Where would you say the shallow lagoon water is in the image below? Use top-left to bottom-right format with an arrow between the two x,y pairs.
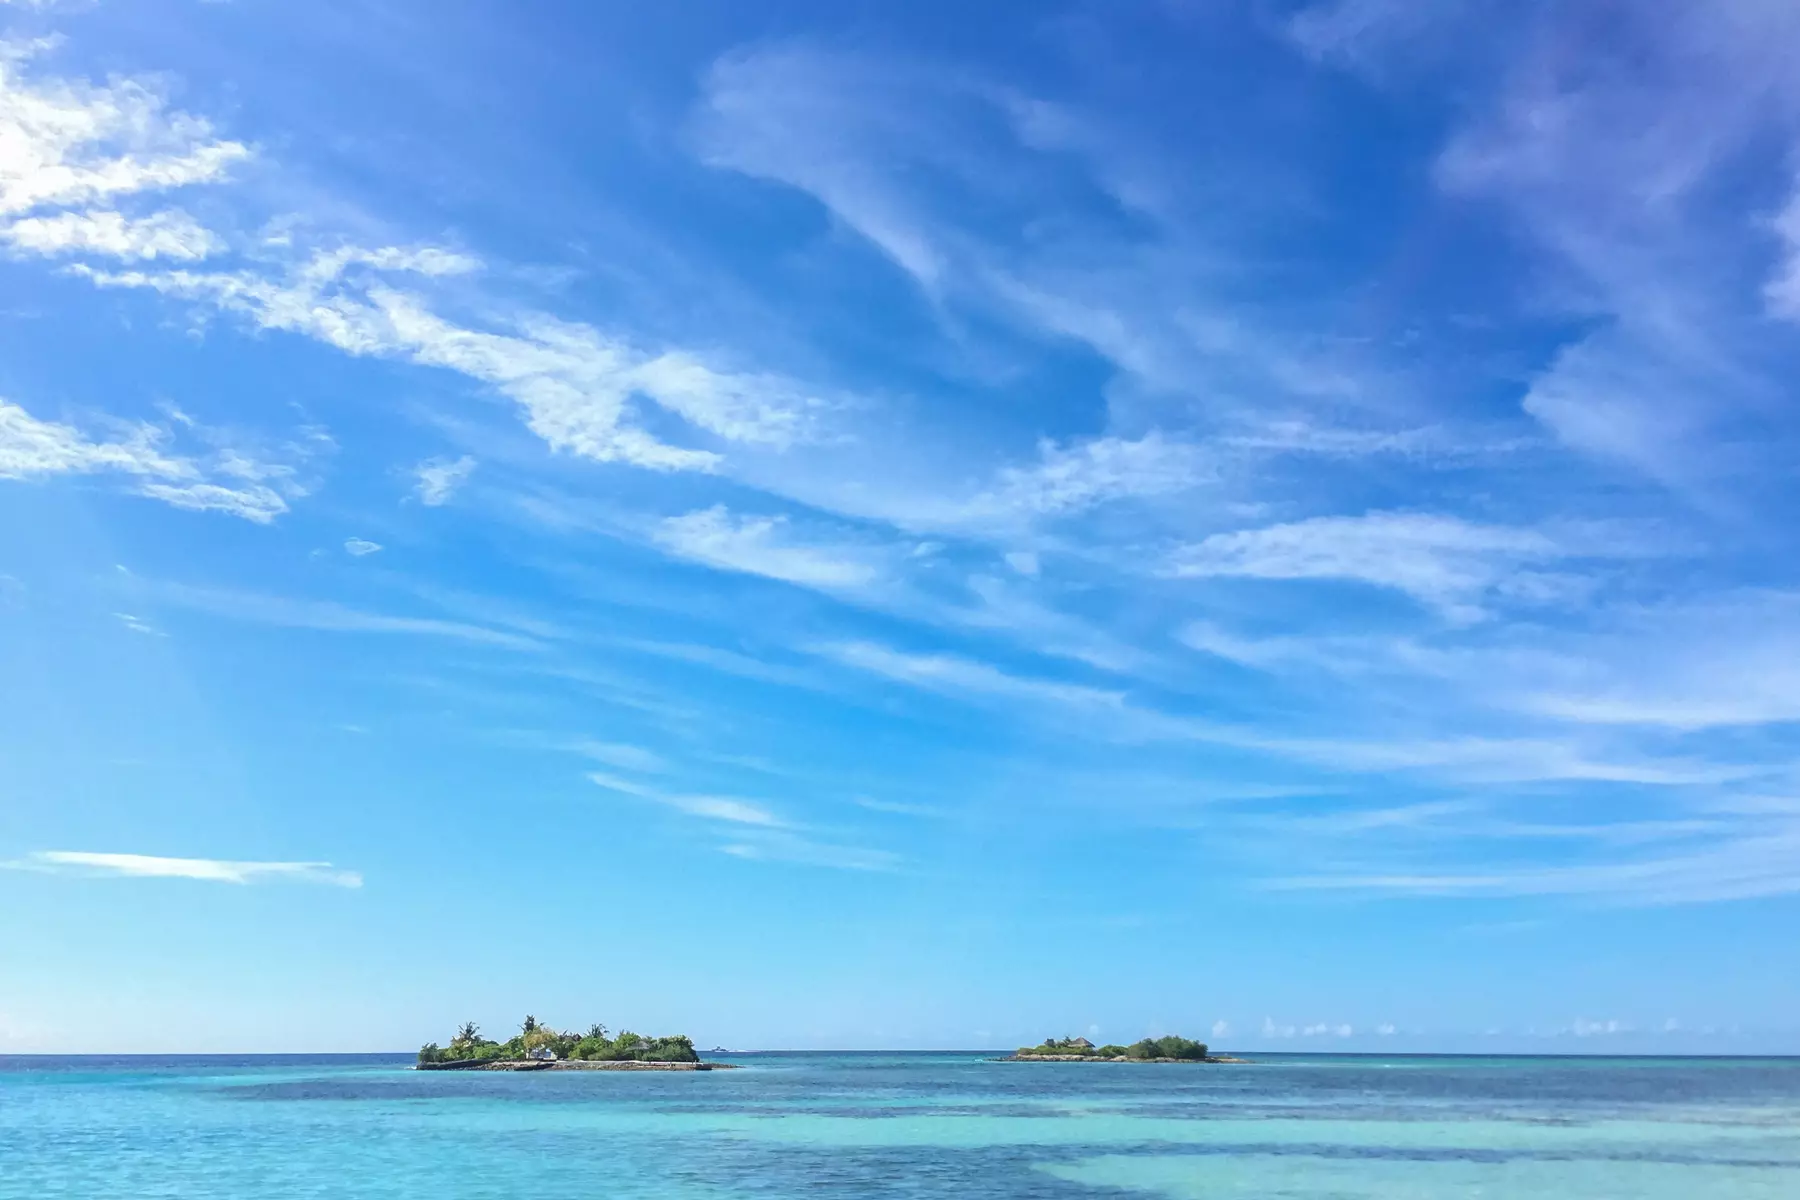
3,1053 -> 1798,1198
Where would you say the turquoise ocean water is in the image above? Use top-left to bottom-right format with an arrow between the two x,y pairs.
4,1053 -> 1799,1198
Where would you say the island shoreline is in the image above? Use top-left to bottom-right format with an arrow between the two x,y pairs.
993,1053 -> 1250,1063
416,1059 -> 737,1071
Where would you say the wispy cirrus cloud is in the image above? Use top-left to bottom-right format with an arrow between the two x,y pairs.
2,208 -> 219,260
1164,511 -> 1636,622
812,639 -> 1129,712
1284,0 -> 1488,71
1765,182 -> 1800,323
1272,820 -> 1800,906
817,634 -> 1752,787
1,397 -> 190,479
569,739 -> 665,773
689,38 -> 1438,439
1516,591 -> 1800,730
1182,588 -> 1800,735
586,771 -> 898,869
693,43 -> 955,287
652,505 -> 884,589
411,454 -> 477,506
1,40 -> 846,496
0,398 -> 310,522
112,611 -> 163,637
589,771 -> 783,827
11,851 -> 361,887
140,580 -> 542,649
721,832 -> 899,872
0,40 -> 250,221
662,794 -> 785,827
78,246 -> 825,473
961,433 -> 1213,526
1420,3 -> 1800,493
1249,731 -> 1749,788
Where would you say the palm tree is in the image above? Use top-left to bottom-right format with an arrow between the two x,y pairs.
454,1021 -> 480,1045
521,1015 -> 540,1036
586,1023 -> 608,1041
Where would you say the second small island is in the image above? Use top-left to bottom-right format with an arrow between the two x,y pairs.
1000,1035 -> 1247,1063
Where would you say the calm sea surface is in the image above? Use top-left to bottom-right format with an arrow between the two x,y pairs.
3,1052 -> 1799,1198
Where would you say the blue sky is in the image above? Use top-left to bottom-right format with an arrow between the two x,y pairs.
4,0 -> 1800,1054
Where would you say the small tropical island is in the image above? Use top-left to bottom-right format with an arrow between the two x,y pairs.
999,1035 -> 1248,1063
417,1016 -> 735,1071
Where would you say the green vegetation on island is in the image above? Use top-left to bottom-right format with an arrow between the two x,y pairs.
1011,1034 -> 1212,1061
417,1015 -> 699,1066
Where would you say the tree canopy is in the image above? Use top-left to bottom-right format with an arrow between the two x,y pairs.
418,1016 -> 698,1064
1014,1034 -> 1209,1060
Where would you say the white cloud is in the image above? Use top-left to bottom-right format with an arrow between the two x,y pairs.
627,351 -> 820,447
1255,730 -> 1743,787
570,740 -> 665,773
1,396 -> 187,479
1274,817 -> 1800,905
720,831 -> 900,872
0,397 -> 304,522
1765,179 -> 1800,322
137,480 -> 291,522
1285,0 -> 1467,70
694,44 -> 950,286
653,505 -> 881,588
1428,3 -> 1800,488
967,434 -> 1212,524
952,574 -> 1144,673
1003,550 -> 1039,577
1219,419 -> 1488,460
2,208 -> 218,260
1238,590 -> 1800,733
412,454 -> 476,505
587,759 -> 895,872
1178,621 -> 1316,670
13,850 -> 360,887
1182,589 -> 1800,743
1166,512 -> 1590,621
690,38 -> 1430,455
343,537 -> 382,557
0,45 -> 250,218
78,249 -> 824,473
584,770 -> 661,798
1515,337 -> 1709,487
1519,592 -> 1800,730
600,635 -> 827,692
664,794 -> 785,827
112,611 -> 163,636
588,771 -> 784,827
1210,1019 -> 1230,1040
813,639 -> 1128,711
817,637 -> 1735,786
854,796 -> 943,818
146,581 -> 542,649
